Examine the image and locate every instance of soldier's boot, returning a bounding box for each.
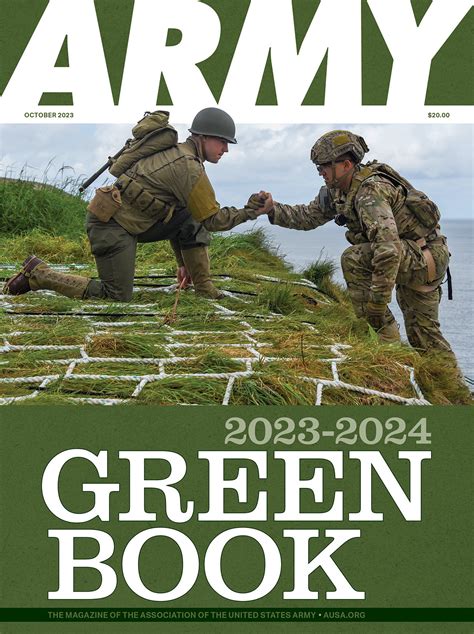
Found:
[4,255,90,299]
[377,319,401,344]
[181,246,224,299]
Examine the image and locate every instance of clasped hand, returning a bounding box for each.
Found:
[246,191,274,215]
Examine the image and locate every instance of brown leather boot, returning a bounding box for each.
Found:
[181,246,223,299]
[3,255,44,295]
[4,255,90,299]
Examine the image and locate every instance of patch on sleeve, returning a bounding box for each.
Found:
[187,172,220,221]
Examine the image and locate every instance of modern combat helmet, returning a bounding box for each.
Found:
[310,130,369,164]
[189,107,237,144]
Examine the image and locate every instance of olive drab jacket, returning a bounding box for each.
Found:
[269,165,444,307]
[113,136,258,235]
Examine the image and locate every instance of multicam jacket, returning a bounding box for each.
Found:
[113,136,258,235]
[270,167,435,306]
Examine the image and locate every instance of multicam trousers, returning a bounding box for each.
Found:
[340,237,455,356]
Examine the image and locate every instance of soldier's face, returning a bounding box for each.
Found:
[317,160,353,189]
[202,136,229,163]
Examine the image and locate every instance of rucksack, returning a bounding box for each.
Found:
[108,110,178,178]
[349,161,441,231]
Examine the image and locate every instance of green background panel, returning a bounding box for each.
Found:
[0,0,472,106]
[0,406,472,618]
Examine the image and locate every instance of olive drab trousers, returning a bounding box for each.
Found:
[84,210,210,302]
[340,237,456,358]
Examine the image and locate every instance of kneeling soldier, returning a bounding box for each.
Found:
[5,108,272,301]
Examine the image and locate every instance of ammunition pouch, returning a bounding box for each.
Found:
[116,174,175,223]
[404,188,440,231]
[87,185,122,223]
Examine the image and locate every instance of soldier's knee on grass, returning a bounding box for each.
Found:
[106,287,134,303]
[85,279,133,303]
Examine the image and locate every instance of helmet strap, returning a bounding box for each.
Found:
[329,160,356,191]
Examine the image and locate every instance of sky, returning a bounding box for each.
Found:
[0,122,472,219]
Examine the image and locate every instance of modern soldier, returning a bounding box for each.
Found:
[4,108,272,301]
[259,130,457,363]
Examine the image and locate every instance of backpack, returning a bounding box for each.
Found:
[108,110,178,178]
[348,161,441,232]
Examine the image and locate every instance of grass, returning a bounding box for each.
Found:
[0,231,92,263]
[138,377,228,405]
[168,350,245,374]
[303,256,346,301]
[0,176,87,238]
[211,228,287,271]
[303,256,338,285]
[0,177,471,406]
[84,333,164,358]
[257,283,301,315]
[230,375,314,406]
[415,352,472,405]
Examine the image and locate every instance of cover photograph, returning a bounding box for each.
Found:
[0,1,472,632]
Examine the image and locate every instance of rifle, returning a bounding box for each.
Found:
[78,142,130,193]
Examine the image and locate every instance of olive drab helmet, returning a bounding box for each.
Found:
[310,130,369,165]
[189,107,237,144]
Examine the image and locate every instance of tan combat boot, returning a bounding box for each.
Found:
[4,255,90,299]
[377,319,401,344]
[181,246,223,299]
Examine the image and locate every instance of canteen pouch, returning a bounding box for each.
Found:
[87,185,122,222]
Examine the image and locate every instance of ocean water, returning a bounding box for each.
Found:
[233,218,474,378]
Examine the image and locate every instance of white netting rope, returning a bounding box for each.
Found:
[0,275,430,406]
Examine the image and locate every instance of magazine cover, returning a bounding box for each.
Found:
[0,1,472,632]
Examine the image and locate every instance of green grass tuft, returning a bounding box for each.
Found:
[303,256,346,301]
[303,257,338,285]
[257,283,300,315]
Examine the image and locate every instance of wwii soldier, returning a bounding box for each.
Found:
[4,108,272,301]
[259,130,458,363]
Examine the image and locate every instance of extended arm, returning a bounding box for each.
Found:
[201,204,263,231]
[163,160,269,231]
[268,187,336,230]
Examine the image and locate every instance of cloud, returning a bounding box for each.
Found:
[0,122,471,217]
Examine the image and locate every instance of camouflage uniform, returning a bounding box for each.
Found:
[269,164,455,358]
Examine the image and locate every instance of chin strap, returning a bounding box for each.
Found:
[330,162,356,189]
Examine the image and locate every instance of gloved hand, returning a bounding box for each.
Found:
[177,265,192,289]
[246,192,267,210]
[245,191,274,216]
[366,301,387,330]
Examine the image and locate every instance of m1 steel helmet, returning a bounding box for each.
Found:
[310,130,369,164]
[189,107,237,144]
